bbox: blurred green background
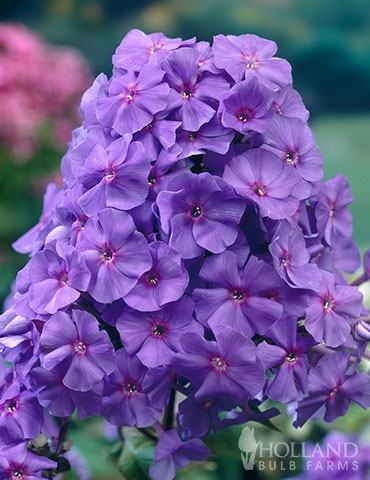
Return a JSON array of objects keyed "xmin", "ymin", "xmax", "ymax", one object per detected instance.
[{"xmin": 1, "ymin": 1, "xmax": 370, "ymax": 479}]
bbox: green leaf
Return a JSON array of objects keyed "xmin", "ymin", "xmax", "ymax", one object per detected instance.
[{"xmin": 118, "ymin": 435, "xmax": 156, "ymax": 480}]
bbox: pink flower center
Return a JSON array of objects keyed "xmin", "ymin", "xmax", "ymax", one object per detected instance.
[
  {"xmin": 238, "ymin": 109, "xmax": 253, "ymax": 123},
  {"xmin": 190, "ymin": 205, "xmax": 203, "ymax": 218},
  {"xmin": 12, "ymin": 468, "xmax": 24, "ymax": 479},
  {"xmin": 286, "ymin": 150, "xmax": 299, "ymax": 166},
  {"xmin": 74, "ymin": 341, "xmax": 87, "ymax": 355},
  {"xmin": 272, "ymin": 102, "xmax": 283, "ymax": 115},
  {"xmin": 103, "ymin": 246, "xmax": 114, "ymax": 262},
  {"xmin": 59, "ymin": 272, "xmax": 69, "ymax": 286},
  {"xmin": 252, "ymin": 183, "xmax": 266, "ymax": 197},
  {"xmin": 210, "ymin": 356, "xmax": 228, "ymax": 372},
  {"xmin": 5, "ymin": 398, "xmax": 18, "ymax": 414},
  {"xmin": 322, "ymin": 295, "xmax": 335, "ymax": 312},
  {"xmin": 151, "ymin": 323, "xmax": 166, "ymax": 337},
  {"xmin": 231, "ymin": 289, "xmax": 245, "ymax": 303},
  {"xmin": 285, "ymin": 352, "xmax": 297, "ymax": 364},
  {"xmin": 280, "ymin": 252, "xmax": 290, "ymax": 268},
  {"xmin": 122, "ymin": 380, "xmax": 140, "ymax": 396},
  {"xmin": 146, "ymin": 271, "xmax": 160, "ymax": 286}
]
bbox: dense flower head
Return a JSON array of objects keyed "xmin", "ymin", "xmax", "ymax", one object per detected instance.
[{"xmin": 1, "ymin": 28, "xmax": 369, "ymax": 479}]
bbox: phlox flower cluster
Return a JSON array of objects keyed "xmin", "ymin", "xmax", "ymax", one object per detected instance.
[
  {"xmin": 0, "ymin": 23, "xmax": 91, "ymax": 160},
  {"xmin": 1, "ymin": 29, "xmax": 370, "ymax": 480}
]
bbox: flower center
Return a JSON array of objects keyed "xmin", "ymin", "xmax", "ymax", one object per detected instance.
[
  {"xmin": 146, "ymin": 272, "xmax": 159, "ymax": 286},
  {"xmin": 149, "ymin": 43, "xmax": 162, "ymax": 55},
  {"xmin": 190, "ymin": 205, "xmax": 202, "ymax": 218},
  {"xmin": 285, "ymin": 352, "xmax": 297, "ymax": 364},
  {"xmin": 238, "ymin": 110, "xmax": 252, "ymax": 123},
  {"xmin": 262, "ymin": 291, "xmax": 277, "ymax": 301},
  {"xmin": 103, "ymin": 246, "xmax": 114, "ymax": 262},
  {"xmin": 125, "ymin": 89, "xmax": 136, "ymax": 101},
  {"xmin": 105, "ymin": 167, "xmax": 115, "ymax": 181},
  {"xmin": 322, "ymin": 296, "xmax": 334, "ymax": 312},
  {"xmin": 203, "ymin": 400, "xmax": 214, "ymax": 409},
  {"xmin": 182, "ymin": 89, "xmax": 193, "ymax": 99},
  {"xmin": 328, "ymin": 387, "xmax": 339, "ymax": 398},
  {"xmin": 280, "ymin": 253, "xmax": 290, "ymax": 267},
  {"xmin": 152, "ymin": 324, "xmax": 166, "ymax": 337},
  {"xmin": 272, "ymin": 102, "xmax": 283, "ymax": 115},
  {"xmin": 211, "ymin": 356, "xmax": 228, "ymax": 372},
  {"xmin": 74, "ymin": 341, "xmax": 87, "ymax": 355},
  {"xmin": 188, "ymin": 132, "xmax": 197, "ymax": 141},
  {"xmin": 146, "ymin": 122, "xmax": 153, "ymax": 130},
  {"xmin": 245, "ymin": 56, "xmax": 256, "ymax": 69},
  {"xmin": 286, "ymin": 150, "xmax": 299, "ymax": 165},
  {"xmin": 123, "ymin": 381, "xmax": 139, "ymax": 395},
  {"xmin": 5, "ymin": 399, "xmax": 17, "ymax": 413},
  {"xmin": 60, "ymin": 272, "xmax": 69, "ymax": 286},
  {"xmin": 12, "ymin": 470, "xmax": 24, "ymax": 479},
  {"xmin": 231, "ymin": 289, "xmax": 245, "ymax": 302},
  {"xmin": 148, "ymin": 174, "xmax": 157, "ymax": 186},
  {"xmin": 329, "ymin": 203, "xmax": 335, "ymax": 218},
  {"xmin": 253, "ymin": 184, "xmax": 266, "ymax": 196}
]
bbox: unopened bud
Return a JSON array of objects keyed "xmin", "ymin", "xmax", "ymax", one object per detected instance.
[
  {"xmin": 354, "ymin": 320, "xmax": 370, "ymax": 342},
  {"xmin": 32, "ymin": 434, "xmax": 48, "ymax": 448},
  {"xmin": 62, "ymin": 439, "xmax": 74, "ymax": 452}
]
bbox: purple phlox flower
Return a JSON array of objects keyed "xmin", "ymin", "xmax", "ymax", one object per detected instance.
[
  {"xmin": 157, "ymin": 171, "xmax": 246, "ymax": 259},
  {"xmin": 101, "ymin": 348, "xmax": 161, "ymax": 427},
  {"xmin": 134, "ymin": 110, "xmax": 181, "ymax": 161},
  {"xmin": 117, "ymin": 296, "xmax": 201, "ymax": 368},
  {"xmin": 112, "ymin": 29, "xmax": 191, "ymax": 71},
  {"xmin": 56, "ymin": 184, "xmax": 88, "ymax": 246},
  {"xmin": 27, "ymin": 240, "xmax": 90, "ymax": 315},
  {"xmin": 194, "ymin": 41, "xmax": 221, "ymax": 74},
  {"xmin": 261, "ymin": 115, "xmax": 324, "ymax": 182},
  {"xmin": 172, "ymin": 325, "xmax": 265, "ymax": 402},
  {"xmin": 77, "ymin": 136, "xmax": 151, "ymax": 215},
  {"xmin": 315, "ymin": 174, "xmax": 354, "ymax": 245},
  {"xmin": 178, "ymin": 393, "xmax": 235, "ymax": 439},
  {"xmin": 269, "ymin": 221, "xmax": 322, "ymax": 291},
  {"xmin": 61, "ymin": 125, "xmax": 117, "ymax": 186},
  {"xmin": 142, "ymin": 365, "xmax": 175, "ymax": 410},
  {"xmin": 40, "ymin": 310, "xmax": 116, "ymax": 392},
  {"xmin": 0, "ymin": 442, "xmax": 57, "ymax": 480},
  {"xmin": 314, "ymin": 235, "xmax": 361, "ymax": 277},
  {"xmin": 77, "ymin": 208, "xmax": 152, "ymax": 303},
  {"xmin": 218, "ymin": 76, "xmax": 275, "ymax": 134},
  {"xmin": 176, "ymin": 117, "xmax": 234, "ymax": 159},
  {"xmin": 257, "ymin": 316, "xmax": 316, "ymax": 403},
  {"xmin": 364, "ymin": 248, "xmax": 370, "ymax": 281},
  {"xmin": 123, "ymin": 241, "xmax": 189, "ymax": 311},
  {"xmin": 213, "ymin": 33, "xmax": 292, "ymax": 86},
  {"xmin": 194, "ymin": 251, "xmax": 283, "ymax": 337},
  {"xmin": 271, "ymin": 85, "xmax": 309, "ymax": 122},
  {"xmin": 147, "ymin": 147, "xmax": 181, "ymax": 200},
  {"xmin": 294, "ymin": 351, "xmax": 370, "ymax": 427},
  {"xmin": 29, "ymin": 364, "xmax": 103, "ymax": 419},
  {"xmin": 304, "ymin": 271, "xmax": 363, "ymax": 347},
  {"xmin": 80, "ymin": 72, "xmax": 109, "ymax": 128},
  {"xmin": 12, "ymin": 184, "xmax": 63, "ymax": 255},
  {"xmin": 96, "ymin": 64, "xmax": 170, "ymax": 135},
  {"xmin": 162, "ymin": 47, "xmax": 229, "ymax": 131},
  {"xmin": 148, "ymin": 428, "xmax": 210, "ymax": 480},
  {"xmin": 224, "ymin": 149, "xmax": 301, "ymax": 219},
  {"xmin": 0, "ymin": 390, "xmax": 43, "ymax": 445}
]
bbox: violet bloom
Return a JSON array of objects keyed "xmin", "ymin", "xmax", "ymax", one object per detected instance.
[
  {"xmin": 101, "ymin": 348, "xmax": 161, "ymax": 427},
  {"xmin": 194, "ymin": 41, "xmax": 220, "ymax": 74},
  {"xmin": 134, "ymin": 111, "xmax": 181, "ymax": 161},
  {"xmin": 149, "ymin": 429, "xmax": 210, "ymax": 480},
  {"xmin": 178, "ymin": 394, "xmax": 235, "ymax": 439},
  {"xmin": 219, "ymin": 77, "xmax": 274, "ymax": 134},
  {"xmin": 315, "ymin": 174, "xmax": 354, "ymax": 245},
  {"xmin": 294, "ymin": 352, "xmax": 370, "ymax": 427},
  {"xmin": 224, "ymin": 149, "xmax": 301, "ymax": 219},
  {"xmin": 27, "ymin": 240, "xmax": 90, "ymax": 315},
  {"xmin": 77, "ymin": 208, "xmax": 152, "ymax": 303},
  {"xmin": 176, "ymin": 117, "xmax": 234, "ymax": 159},
  {"xmin": 0, "ymin": 390, "xmax": 43, "ymax": 445},
  {"xmin": 304, "ymin": 271, "xmax": 363, "ymax": 348},
  {"xmin": 143, "ymin": 365, "xmax": 175, "ymax": 410},
  {"xmin": 172, "ymin": 325, "xmax": 265, "ymax": 402},
  {"xmin": 257, "ymin": 317, "xmax": 316, "ymax": 403},
  {"xmin": 269, "ymin": 221, "xmax": 322, "ymax": 291},
  {"xmin": 162, "ymin": 47, "xmax": 229, "ymax": 131},
  {"xmin": 57, "ymin": 184, "xmax": 88, "ymax": 245},
  {"xmin": 261, "ymin": 115, "xmax": 324, "ymax": 182},
  {"xmin": 271, "ymin": 85, "xmax": 309, "ymax": 122},
  {"xmin": 12, "ymin": 183, "xmax": 63, "ymax": 255},
  {"xmin": 0, "ymin": 442, "xmax": 57, "ymax": 480},
  {"xmin": 40, "ymin": 310, "xmax": 116, "ymax": 392},
  {"xmin": 77, "ymin": 136, "xmax": 151, "ymax": 215},
  {"xmin": 123, "ymin": 241, "xmax": 189, "ymax": 311},
  {"xmin": 213, "ymin": 33, "xmax": 291, "ymax": 86},
  {"xmin": 117, "ymin": 296, "xmax": 201, "ymax": 368},
  {"xmin": 96, "ymin": 64, "xmax": 170, "ymax": 135},
  {"xmin": 364, "ymin": 248, "xmax": 370, "ymax": 281},
  {"xmin": 157, "ymin": 171, "xmax": 246, "ymax": 259},
  {"xmin": 30, "ymin": 365, "xmax": 103, "ymax": 419},
  {"xmin": 147, "ymin": 148, "xmax": 181, "ymax": 200},
  {"xmin": 112, "ymin": 29, "xmax": 187, "ymax": 71},
  {"xmin": 193, "ymin": 251, "xmax": 283, "ymax": 337}
]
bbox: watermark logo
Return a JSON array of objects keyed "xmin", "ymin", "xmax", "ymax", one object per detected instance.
[
  {"xmin": 238, "ymin": 428, "xmax": 359, "ymax": 473},
  {"xmin": 238, "ymin": 426, "xmax": 259, "ymax": 470}
]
